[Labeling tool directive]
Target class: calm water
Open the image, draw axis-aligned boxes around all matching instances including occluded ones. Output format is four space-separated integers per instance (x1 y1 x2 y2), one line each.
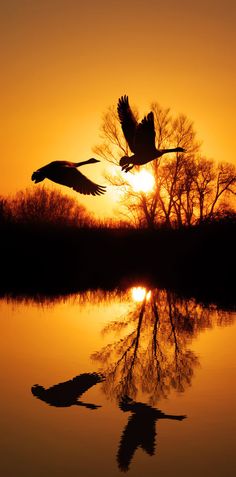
0 288 235 477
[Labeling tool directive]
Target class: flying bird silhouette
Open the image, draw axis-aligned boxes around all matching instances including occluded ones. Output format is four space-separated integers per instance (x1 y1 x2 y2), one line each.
31 158 106 196
117 396 186 472
31 372 105 409
117 95 186 172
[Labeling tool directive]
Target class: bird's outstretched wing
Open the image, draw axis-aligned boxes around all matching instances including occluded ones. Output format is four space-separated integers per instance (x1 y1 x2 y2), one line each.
46 373 104 399
51 165 106 196
135 112 156 157
117 95 138 153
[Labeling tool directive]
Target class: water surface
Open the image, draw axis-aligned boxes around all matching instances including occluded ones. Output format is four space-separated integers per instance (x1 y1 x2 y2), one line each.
0 288 235 477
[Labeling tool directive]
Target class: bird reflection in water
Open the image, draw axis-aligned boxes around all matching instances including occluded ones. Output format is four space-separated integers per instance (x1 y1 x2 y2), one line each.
31 372 104 410
117 395 186 472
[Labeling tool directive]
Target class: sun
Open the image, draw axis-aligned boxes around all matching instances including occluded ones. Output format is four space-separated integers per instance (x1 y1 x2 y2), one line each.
128 170 155 193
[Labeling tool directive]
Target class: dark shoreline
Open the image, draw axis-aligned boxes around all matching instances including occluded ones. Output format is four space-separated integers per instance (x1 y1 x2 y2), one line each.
1 219 235 310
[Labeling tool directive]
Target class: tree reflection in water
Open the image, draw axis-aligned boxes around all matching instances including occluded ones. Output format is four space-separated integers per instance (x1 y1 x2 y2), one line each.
91 287 232 404
90 287 235 471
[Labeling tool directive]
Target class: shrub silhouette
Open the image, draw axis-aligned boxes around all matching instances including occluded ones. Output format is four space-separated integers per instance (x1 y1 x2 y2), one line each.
3 186 94 227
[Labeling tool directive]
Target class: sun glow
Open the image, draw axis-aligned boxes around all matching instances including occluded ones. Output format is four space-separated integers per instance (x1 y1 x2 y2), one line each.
131 287 152 302
128 170 155 193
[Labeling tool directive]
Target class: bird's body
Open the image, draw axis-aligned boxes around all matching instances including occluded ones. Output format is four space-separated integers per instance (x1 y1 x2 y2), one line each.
117 95 186 172
31 158 106 196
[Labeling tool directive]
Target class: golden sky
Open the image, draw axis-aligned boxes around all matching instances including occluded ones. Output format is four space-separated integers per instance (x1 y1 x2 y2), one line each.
1 0 235 217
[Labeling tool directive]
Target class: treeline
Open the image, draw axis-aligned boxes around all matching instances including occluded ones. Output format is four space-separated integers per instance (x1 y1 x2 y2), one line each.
1 185 235 230
0 187 235 309
0 187 98 228
0 186 128 229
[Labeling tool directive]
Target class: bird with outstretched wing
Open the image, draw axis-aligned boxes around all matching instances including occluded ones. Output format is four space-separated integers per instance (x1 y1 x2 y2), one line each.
31 372 105 409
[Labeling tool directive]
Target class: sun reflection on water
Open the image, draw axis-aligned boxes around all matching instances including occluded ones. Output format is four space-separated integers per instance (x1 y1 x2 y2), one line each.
131 286 151 302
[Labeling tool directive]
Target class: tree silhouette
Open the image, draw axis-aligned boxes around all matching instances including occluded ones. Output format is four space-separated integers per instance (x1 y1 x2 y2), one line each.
94 99 236 228
2 186 94 227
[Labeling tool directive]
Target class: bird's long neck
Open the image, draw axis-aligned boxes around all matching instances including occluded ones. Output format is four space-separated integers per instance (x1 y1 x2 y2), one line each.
74 159 93 167
159 148 181 155
159 414 186 420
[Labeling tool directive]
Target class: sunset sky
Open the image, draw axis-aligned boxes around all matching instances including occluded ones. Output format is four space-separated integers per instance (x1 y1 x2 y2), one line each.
1 0 235 217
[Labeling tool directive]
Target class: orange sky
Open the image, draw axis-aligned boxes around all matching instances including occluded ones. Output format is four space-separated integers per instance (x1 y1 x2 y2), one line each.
1 0 235 217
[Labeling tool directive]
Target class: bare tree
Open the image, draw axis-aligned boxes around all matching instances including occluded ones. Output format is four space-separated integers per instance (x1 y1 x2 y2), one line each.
94 100 236 228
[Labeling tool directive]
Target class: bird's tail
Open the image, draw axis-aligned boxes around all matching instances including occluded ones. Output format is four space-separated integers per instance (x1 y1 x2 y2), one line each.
31 170 45 183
